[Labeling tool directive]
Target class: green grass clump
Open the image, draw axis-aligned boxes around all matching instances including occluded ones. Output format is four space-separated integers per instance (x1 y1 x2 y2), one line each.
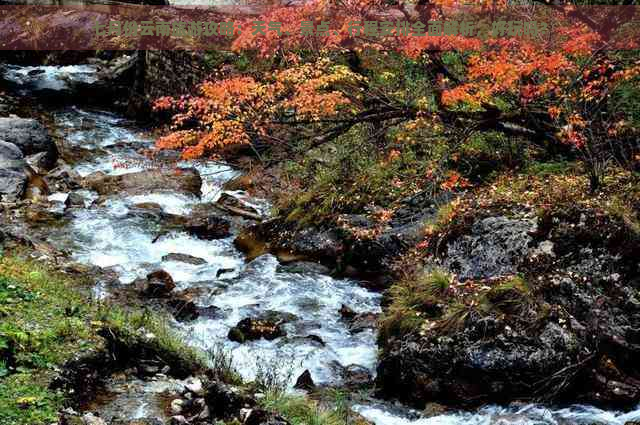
98 307 210 378
378 269 451 344
259 392 349 425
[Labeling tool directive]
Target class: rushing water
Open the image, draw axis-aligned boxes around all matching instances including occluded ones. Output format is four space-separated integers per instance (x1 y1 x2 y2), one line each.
5 64 640 425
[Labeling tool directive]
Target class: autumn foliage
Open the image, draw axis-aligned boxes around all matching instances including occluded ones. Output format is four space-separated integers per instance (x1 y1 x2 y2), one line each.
154 0 640 189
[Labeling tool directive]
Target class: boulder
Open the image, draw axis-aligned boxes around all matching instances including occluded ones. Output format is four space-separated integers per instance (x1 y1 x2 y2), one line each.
0 118 58 169
276 261 331 275
184 215 232 240
443 216 537 281
0 140 27 201
162 252 207 265
228 317 285 343
377 208 640 409
135 270 176 297
167 295 199 321
242 409 291 425
204 381 254 419
0 168 27 201
293 370 315 391
83 168 201 197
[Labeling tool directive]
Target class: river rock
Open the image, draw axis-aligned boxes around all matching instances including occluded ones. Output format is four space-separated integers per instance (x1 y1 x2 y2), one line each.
339 304 357 320
169 416 188 425
184 215 231 240
242 408 291 425
135 270 176 297
162 252 207 265
65 191 87 208
81 412 107 425
167 295 199 321
293 370 315 390
83 167 202 197
222 174 254 191
204 381 254 419
184 377 204 396
0 140 27 201
347 312 379 334
276 261 331 275
170 398 184 414
228 317 285 343
0 117 58 169
0 168 27 201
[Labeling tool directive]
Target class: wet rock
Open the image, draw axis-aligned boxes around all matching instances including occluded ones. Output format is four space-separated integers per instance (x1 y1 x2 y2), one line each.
204 381 255 419
167 296 199 322
25 151 50 174
304 334 325 346
294 370 315 391
46 164 82 192
184 215 231 240
223 174 254 191
216 267 235 278
81 412 107 425
171 398 184 414
169 416 188 425
162 252 207 265
0 140 27 201
242 408 291 425
0 117 58 169
276 261 331 275
217 192 263 220
0 139 24 163
65 191 87 208
111 420 164 425
341 364 373 388
136 270 176 297
197 304 222 319
423 402 448 417
0 168 27 201
83 167 202 197
228 317 285 343
347 312 379 334
339 304 357 320
184 377 204 396
235 220 344 263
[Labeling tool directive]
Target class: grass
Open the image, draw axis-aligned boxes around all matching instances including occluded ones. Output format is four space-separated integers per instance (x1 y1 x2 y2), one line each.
258 391 351 425
0 253 221 424
0 254 98 425
378 269 451 343
97 307 210 377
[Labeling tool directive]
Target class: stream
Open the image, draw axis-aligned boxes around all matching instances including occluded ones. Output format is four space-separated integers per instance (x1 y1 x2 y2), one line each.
4 64 640 425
